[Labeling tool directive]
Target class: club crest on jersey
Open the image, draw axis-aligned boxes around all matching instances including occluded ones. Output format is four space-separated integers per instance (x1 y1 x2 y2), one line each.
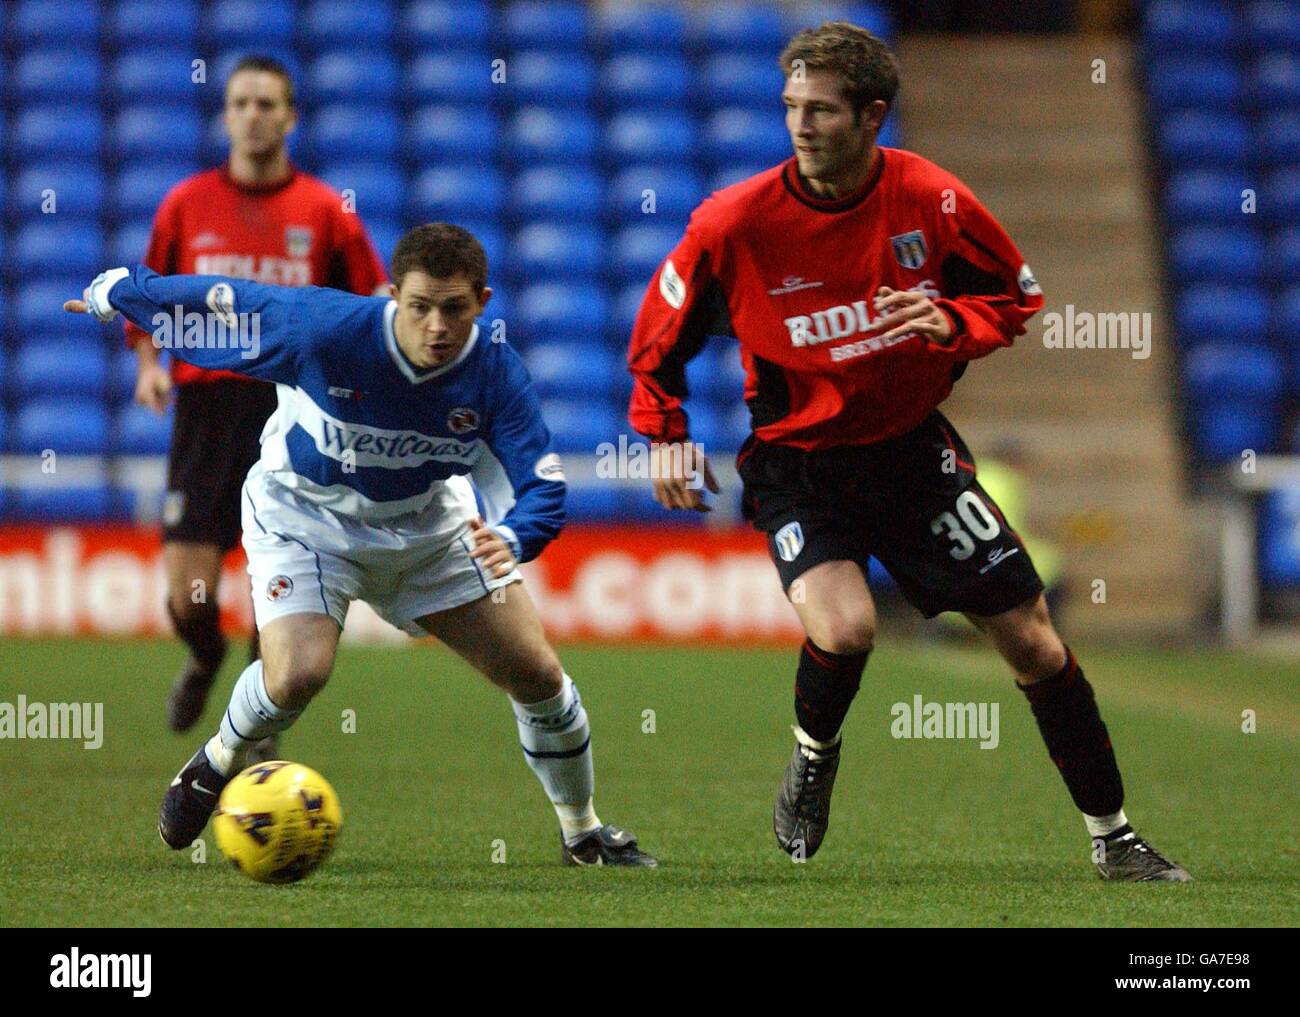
775 521 804 562
890 229 928 270
266 575 294 601
285 226 313 258
447 407 479 434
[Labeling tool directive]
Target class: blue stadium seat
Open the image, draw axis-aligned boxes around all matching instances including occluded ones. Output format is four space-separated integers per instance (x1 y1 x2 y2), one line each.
1175 284 1270 340
538 399 620 453
205 0 294 45
317 163 405 219
111 163 198 220
605 166 704 222
507 51 597 107
12 484 117 522
402 0 491 47
108 223 157 267
110 0 198 45
605 113 697 164
1257 111 1300 166
562 485 625 523
1146 59 1242 112
700 54 783 109
1247 53 1300 107
408 166 505 220
13 106 102 160
686 341 747 400
365 219 402 269
14 341 110 398
689 4 786 54
595 4 688 51
1275 286 1300 336
1267 231 1300 286
15 49 101 103
308 52 400 104
516 284 610 341
609 223 680 283
111 352 140 405
113 403 173 455
1158 111 1249 169
307 105 400 161
685 402 751 453
10 164 105 219
406 52 497 105
1169 226 1264 284
113 107 202 164
507 108 599 163
1143 0 1234 51
407 105 500 162
13 280 108 340
0 347 7 398
524 343 620 398
612 282 649 340
444 221 505 277
1263 168 1300 226
0 407 6 458
1259 487 1300 585
601 55 691 109
507 224 605 279
1192 401 1279 460
11 224 104 278
210 51 303 103
501 2 589 50
14 398 110 456
510 167 604 222
300 0 394 47
710 165 767 191
12 0 101 44
1243 1 1300 50
1184 344 1282 400
703 109 792 166
1164 171 1255 225
110 52 202 104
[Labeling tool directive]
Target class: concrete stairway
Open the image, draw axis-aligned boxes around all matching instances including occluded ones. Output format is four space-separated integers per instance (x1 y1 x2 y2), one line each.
897 35 1206 637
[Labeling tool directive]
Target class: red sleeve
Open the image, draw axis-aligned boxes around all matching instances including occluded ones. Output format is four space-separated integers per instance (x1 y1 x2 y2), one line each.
929 181 1043 362
328 208 389 296
626 214 730 443
123 186 183 348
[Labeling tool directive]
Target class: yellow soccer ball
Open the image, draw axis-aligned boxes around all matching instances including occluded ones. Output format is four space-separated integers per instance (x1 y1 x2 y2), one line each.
213 761 342 884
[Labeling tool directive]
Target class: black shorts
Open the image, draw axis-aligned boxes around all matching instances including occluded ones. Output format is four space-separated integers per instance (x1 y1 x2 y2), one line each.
162 380 279 551
737 411 1045 619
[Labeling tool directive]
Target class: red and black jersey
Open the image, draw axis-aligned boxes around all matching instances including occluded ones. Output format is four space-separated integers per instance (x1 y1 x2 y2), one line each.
124 164 388 384
627 147 1044 451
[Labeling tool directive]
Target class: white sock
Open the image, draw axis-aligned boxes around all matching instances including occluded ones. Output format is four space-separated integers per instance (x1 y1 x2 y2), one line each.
208 661 301 776
792 723 840 757
1083 808 1129 839
512 673 600 843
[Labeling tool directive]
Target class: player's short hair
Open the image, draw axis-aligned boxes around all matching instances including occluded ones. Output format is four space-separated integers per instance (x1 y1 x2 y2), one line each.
225 55 296 108
779 21 900 118
392 223 489 293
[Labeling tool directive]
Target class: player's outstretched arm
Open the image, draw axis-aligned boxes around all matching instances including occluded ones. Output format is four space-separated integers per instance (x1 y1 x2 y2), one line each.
64 266 319 385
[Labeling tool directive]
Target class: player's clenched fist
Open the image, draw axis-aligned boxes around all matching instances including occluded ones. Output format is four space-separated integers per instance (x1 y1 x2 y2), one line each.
467 516 517 578
651 440 720 513
873 285 954 346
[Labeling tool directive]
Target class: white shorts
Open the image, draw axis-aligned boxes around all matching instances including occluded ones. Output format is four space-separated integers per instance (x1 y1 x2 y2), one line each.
240 467 522 637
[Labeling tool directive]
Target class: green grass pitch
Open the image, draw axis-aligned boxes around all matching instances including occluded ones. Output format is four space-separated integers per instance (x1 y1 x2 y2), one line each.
1 635 1296 927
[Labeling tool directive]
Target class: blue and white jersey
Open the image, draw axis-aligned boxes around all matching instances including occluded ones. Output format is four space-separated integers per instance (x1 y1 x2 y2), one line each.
107 267 565 562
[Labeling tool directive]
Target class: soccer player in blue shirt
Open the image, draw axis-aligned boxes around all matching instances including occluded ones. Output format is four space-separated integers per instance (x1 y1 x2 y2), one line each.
66 223 656 867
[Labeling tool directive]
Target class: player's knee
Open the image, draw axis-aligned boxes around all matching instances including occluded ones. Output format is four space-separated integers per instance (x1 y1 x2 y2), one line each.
263 657 332 710
806 613 875 655
497 649 564 704
1006 624 1065 681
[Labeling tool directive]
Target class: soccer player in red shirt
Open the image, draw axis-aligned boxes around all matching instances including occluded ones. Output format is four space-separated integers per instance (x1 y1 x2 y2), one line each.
627 23 1189 881
127 57 388 747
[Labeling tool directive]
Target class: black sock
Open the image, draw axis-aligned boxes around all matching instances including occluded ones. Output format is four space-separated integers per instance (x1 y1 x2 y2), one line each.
1019 646 1124 816
794 640 869 744
166 599 227 674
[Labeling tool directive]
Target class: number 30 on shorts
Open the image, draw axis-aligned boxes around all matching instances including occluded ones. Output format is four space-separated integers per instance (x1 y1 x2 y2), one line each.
930 490 1001 560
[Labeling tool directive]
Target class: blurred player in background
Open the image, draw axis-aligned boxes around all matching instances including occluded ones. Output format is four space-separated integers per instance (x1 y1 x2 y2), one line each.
127 57 387 752
71 223 656 867
627 22 1189 881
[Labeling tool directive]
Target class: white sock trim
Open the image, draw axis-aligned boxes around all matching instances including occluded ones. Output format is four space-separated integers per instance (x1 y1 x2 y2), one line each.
792 723 841 754
1083 808 1129 838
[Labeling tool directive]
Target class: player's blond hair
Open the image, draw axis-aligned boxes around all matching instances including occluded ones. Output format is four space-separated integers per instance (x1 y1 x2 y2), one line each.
779 21 900 118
